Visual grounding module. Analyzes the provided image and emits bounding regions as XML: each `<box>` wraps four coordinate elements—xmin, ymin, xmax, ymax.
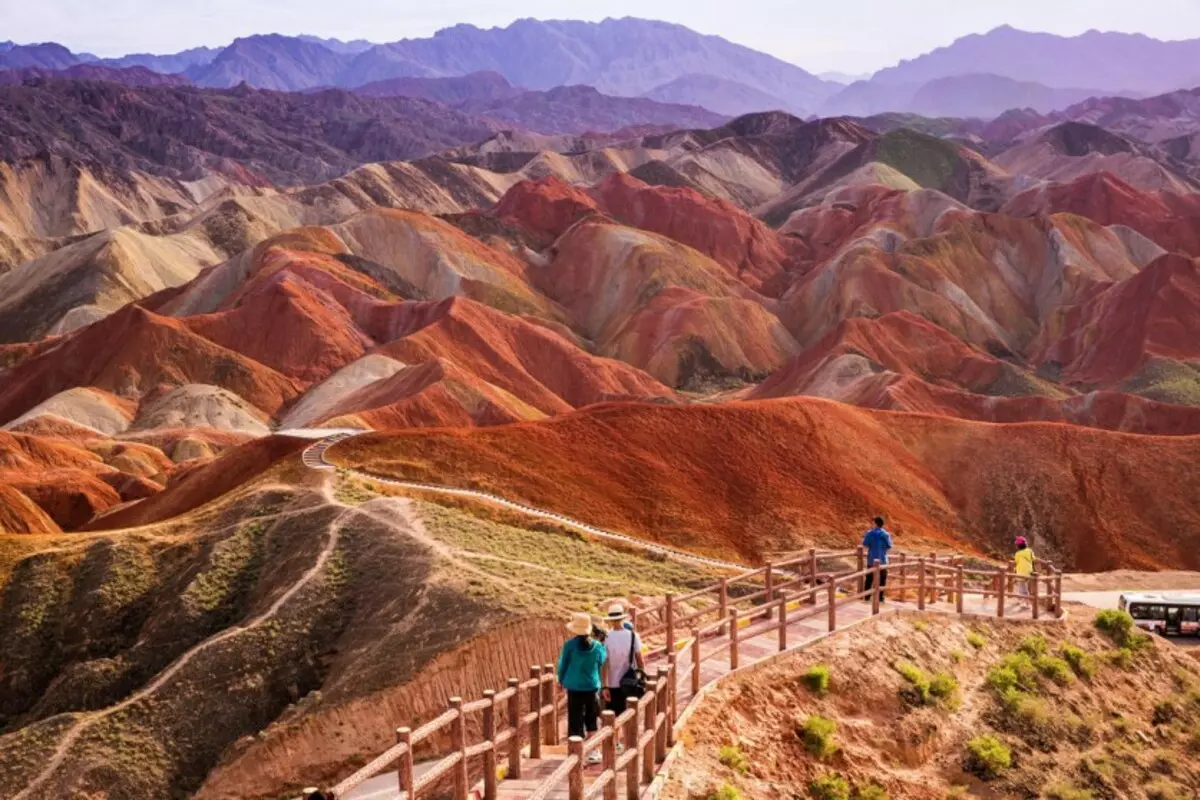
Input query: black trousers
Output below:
<box><xmin>567</xmin><ymin>690</ymin><xmax>600</xmax><ymax>738</ymax></box>
<box><xmin>864</xmin><ymin>567</ymin><xmax>888</xmax><ymax>600</ymax></box>
<box><xmin>605</xmin><ymin>687</ymin><xmax>630</xmax><ymax>715</ymax></box>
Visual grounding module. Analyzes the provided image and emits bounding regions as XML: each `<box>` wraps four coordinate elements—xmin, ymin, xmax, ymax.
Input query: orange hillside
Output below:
<box><xmin>328</xmin><ymin>398</ymin><xmax>1200</xmax><ymax>572</ymax></box>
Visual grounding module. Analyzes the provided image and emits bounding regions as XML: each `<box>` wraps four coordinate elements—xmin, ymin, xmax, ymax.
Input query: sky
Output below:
<box><xmin>5</xmin><ymin>0</ymin><xmax>1200</xmax><ymax>73</ymax></box>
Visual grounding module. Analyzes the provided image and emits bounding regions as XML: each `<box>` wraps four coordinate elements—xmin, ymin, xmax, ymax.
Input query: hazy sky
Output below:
<box><xmin>5</xmin><ymin>0</ymin><xmax>1200</xmax><ymax>73</ymax></box>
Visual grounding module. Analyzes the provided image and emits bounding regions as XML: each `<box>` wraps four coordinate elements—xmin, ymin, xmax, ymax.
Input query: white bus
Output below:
<box><xmin>1118</xmin><ymin>592</ymin><xmax>1200</xmax><ymax>637</ymax></box>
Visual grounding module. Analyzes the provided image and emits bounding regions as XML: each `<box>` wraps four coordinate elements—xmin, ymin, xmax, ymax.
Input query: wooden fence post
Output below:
<box><xmin>601</xmin><ymin>710</ymin><xmax>617</xmax><ymax>800</ymax></box>
<box><xmin>1054</xmin><ymin>569</ymin><xmax>1063</xmax><ymax>617</ymax></box>
<box><xmin>528</xmin><ymin>666</ymin><xmax>542</xmax><ymax>760</ymax></box>
<box><xmin>506</xmin><ymin>678</ymin><xmax>522</xmax><ymax>779</ymax></box>
<box><xmin>955</xmin><ymin>566</ymin><xmax>964</xmax><ymax>614</ymax></box>
<box><xmin>691</xmin><ymin>627</ymin><xmax>702</xmax><ymax>697</ymax></box>
<box><xmin>397</xmin><ymin>727</ymin><xmax>413</xmax><ymax>798</ymax></box>
<box><xmin>871</xmin><ymin>565</ymin><xmax>881</xmax><ymax>615</ymax></box>
<box><xmin>666</xmin><ymin>654</ymin><xmax>677</xmax><ymax>746</ymax></box>
<box><xmin>897</xmin><ymin>552</ymin><xmax>908</xmax><ymax>603</ymax></box>
<box><xmin>450</xmin><ymin>697</ymin><xmax>468</xmax><ymax>800</ymax></box>
<box><xmin>827</xmin><ymin>580</ymin><xmax>837</xmax><ymax>632</ymax></box>
<box><xmin>1031</xmin><ymin>572</ymin><xmax>1040</xmax><ymax>620</ymax></box>
<box><xmin>997</xmin><ymin>568</ymin><xmax>1008</xmax><ymax>619</ymax></box>
<box><xmin>482</xmin><ymin>691</ymin><xmax>498</xmax><ymax>800</ymax></box>
<box><xmin>856</xmin><ymin>546</ymin><xmax>865</xmax><ymax>593</ymax></box>
<box><xmin>625</xmin><ymin>702</ymin><xmax>641</xmax><ymax>799</ymax></box>
<box><xmin>917</xmin><ymin>559</ymin><xmax>926</xmax><ymax>611</ymax></box>
<box><xmin>779</xmin><ymin>591</ymin><xmax>790</xmax><ymax>651</ymax></box>
<box><xmin>655</xmin><ymin>668</ymin><xmax>669</xmax><ymax>763</ymax></box>
<box><xmin>542</xmin><ymin>664</ymin><xmax>558</xmax><ymax>745</ymax></box>
<box><xmin>763</xmin><ymin>562</ymin><xmax>775</xmax><ymax>620</ymax></box>
<box><xmin>642</xmin><ymin>695</ymin><xmax>655</xmax><ymax>784</ymax></box>
<box><xmin>666</xmin><ymin>593</ymin><xmax>676</xmax><ymax>654</ymax></box>
<box><xmin>718</xmin><ymin>578</ymin><xmax>728</xmax><ymax>635</ymax></box>
<box><xmin>728</xmin><ymin>608</ymin><xmax>740</xmax><ymax>669</ymax></box>
<box><xmin>808</xmin><ymin>548</ymin><xmax>818</xmax><ymax>605</ymax></box>
<box><xmin>929</xmin><ymin>553</ymin><xmax>939</xmax><ymax>603</ymax></box>
<box><xmin>568</xmin><ymin>736</ymin><xmax>584</xmax><ymax>800</ymax></box>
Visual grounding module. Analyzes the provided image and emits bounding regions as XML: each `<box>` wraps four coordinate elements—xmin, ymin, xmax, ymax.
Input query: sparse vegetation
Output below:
<box><xmin>803</xmin><ymin>665</ymin><xmax>831</xmax><ymax>695</ymax></box>
<box><xmin>966</xmin><ymin>630</ymin><xmax>986</xmax><ymax>649</ymax></box>
<box><xmin>1035</xmin><ymin>654</ymin><xmax>1074</xmax><ymax>685</ymax></box>
<box><xmin>718</xmin><ymin>744</ymin><xmax>749</xmax><ymax>774</ymax></box>
<box><xmin>1060</xmin><ymin>643</ymin><xmax>1096</xmax><ymax>678</ymax></box>
<box><xmin>853</xmin><ymin>784</ymin><xmax>888</xmax><ymax>800</ymax></box>
<box><xmin>1093</xmin><ymin>610</ymin><xmax>1150</xmax><ymax>651</ymax></box>
<box><xmin>913</xmin><ymin>620</ymin><xmax>928</xmax><ymax>632</ymax></box>
<box><xmin>808</xmin><ymin>773</ymin><xmax>850</xmax><ymax>800</ymax></box>
<box><xmin>1145</xmin><ymin>779</ymin><xmax>1189</xmax><ymax>800</ymax></box>
<box><xmin>965</xmin><ymin>734</ymin><xmax>1011</xmax><ymax>779</ymax></box>
<box><xmin>707</xmin><ymin>782</ymin><xmax>742</xmax><ymax>800</ymax></box>
<box><xmin>1044</xmin><ymin>782</ymin><xmax>1095</xmax><ymax>800</ymax></box>
<box><xmin>799</xmin><ymin>715</ymin><xmax>839</xmax><ymax>759</ymax></box>
<box><xmin>949</xmin><ymin>649</ymin><xmax>965</xmax><ymax>664</ymax></box>
<box><xmin>1152</xmin><ymin>700</ymin><xmax>1178</xmax><ymax>726</ymax></box>
<box><xmin>1018</xmin><ymin>633</ymin><xmax>1048</xmax><ymax>657</ymax></box>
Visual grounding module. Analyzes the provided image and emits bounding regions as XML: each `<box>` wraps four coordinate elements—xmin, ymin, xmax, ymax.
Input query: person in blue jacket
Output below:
<box><xmin>862</xmin><ymin>515</ymin><xmax>893</xmax><ymax>602</ymax></box>
<box><xmin>557</xmin><ymin>612</ymin><xmax>607</xmax><ymax>763</ymax></box>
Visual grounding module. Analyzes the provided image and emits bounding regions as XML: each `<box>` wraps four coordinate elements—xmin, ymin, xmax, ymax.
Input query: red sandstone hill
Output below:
<box><xmin>1003</xmin><ymin>172</ymin><xmax>1200</xmax><ymax>257</ymax></box>
<box><xmin>329</xmin><ymin>398</ymin><xmax>1200</xmax><ymax>572</ymax></box>
<box><xmin>1034</xmin><ymin>253</ymin><xmax>1200</xmax><ymax>387</ymax></box>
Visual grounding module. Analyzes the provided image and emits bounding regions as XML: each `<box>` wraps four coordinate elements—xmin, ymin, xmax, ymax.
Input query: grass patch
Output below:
<box><xmin>718</xmin><ymin>744</ymin><xmax>749</xmax><ymax>775</ymax></box>
<box><xmin>707</xmin><ymin>783</ymin><xmax>742</xmax><ymax>800</ymax></box>
<box><xmin>803</xmin><ymin>665</ymin><xmax>831</xmax><ymax>695</ymax></box>
<box><xmin>799</xmin><ymin>715</ymin><xmax>839</xmax><ymax>759</ymax></box>
<box><xmin>854</xmin><ymin>784</ymin><xmax>888</xmax><ymax>800</ymax></box>
<box><xmin>809</xmin><ymin>773</ymin><xmax>850</xmax><ymax>800</ymax></box>
<box><xmin>1018</xmin><ymin>633</ymin><xmax>1048</xmax><ymax>657</ymax></box>
<box><xmin>966</xmin><ymin>630</ymin><xmax>986</xmax><ymax>649</ymax></box>
<box><xmin>1045</xmin><ymin>782</ymin><xmax>1095</xmax><ymax>800</ymax></box>
<box><xmin>965</xmin><ymin>734</ymin><xmax>1011</xmax><ymax>779</ymax></box>
<box><xmin>181</xmin><ymin>519</ymin><xmax>268</xmax><ymax>619</ymax></box>
<box><xmin>1035</xmin><ymin>654</ymin><xmax>1075</xmax><ymax>686</ymax></box>
<box><xmin>1152</xmin><ymin>700</ymin><xmax>1178</xmax><ymax>726</ymax></box>
<box><xmin>1145</xmin><ymin>779</ymin><xmax>1190</xmax><ymax>800</ymax></box>
<box><xmin>1094</xmin><ymin>610</ymin><xmax>1151</xmax><ymax>651</ymax></box>
<box><xmin>1060</xmin><ymin>643</ymin><xmax>1096</xmax><ymax>678</ymax></box>
<box><xmin>950</xmin><ymin>649</ymin><xmax>965</xmax><ymax>664</ymax></box>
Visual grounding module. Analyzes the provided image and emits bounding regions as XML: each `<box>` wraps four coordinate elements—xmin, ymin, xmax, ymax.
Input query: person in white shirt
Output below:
<box><xmin>599</xmin><ymin>602</ymin><xmax>646</xmax><ymax>714</ymax></box>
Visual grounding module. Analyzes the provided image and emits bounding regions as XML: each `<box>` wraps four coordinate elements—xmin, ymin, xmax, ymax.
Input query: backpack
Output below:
<box><xmin>618</xmin><ymin>632</ymin><xmax>646</xmax><ymax>698</ymax></box>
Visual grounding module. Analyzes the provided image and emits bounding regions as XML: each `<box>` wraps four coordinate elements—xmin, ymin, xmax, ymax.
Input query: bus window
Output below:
<box><xmin>1151</xmin><ymin>605</ymin><xmax>1166</xmax><ymax>619</ymax></box>
<box><xmin>1129</xmin><ymin>604</ymin><xmax>1147</xmax><ymax>619</ymax></box>
<box><xmin>1184</xmin><ymin>608</ymin><xmax>1198</xmax><ymax>623</ymax></box>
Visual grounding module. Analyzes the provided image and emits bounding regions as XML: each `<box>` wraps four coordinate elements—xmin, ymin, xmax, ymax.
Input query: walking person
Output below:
<box><xmin>862</xmin><ymin>516</ymin><xmax>893</xmax><ymax>602</ymax></box>
<box><xmin>1013</xmin><ymin>537</ymin><xmax>1037</xmax><ymax>610</ymax></box>
<box><xmin>557</xmin><ymin>612</ymin><xmax>607</xmax><ymax>764</ymax></box>
<box><xmin>600</xmin><ymin>603</ymin><xmax>646</xmax><ymax>716</ymax></box>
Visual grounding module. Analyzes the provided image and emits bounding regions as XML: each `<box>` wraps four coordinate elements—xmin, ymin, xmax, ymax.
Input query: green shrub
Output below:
<box><xmin>987</xmin><ymin>653</ymin><xmax>1039</xmax><ymax>695</ymax></box>
<box><xmin>894</xmin><ymin>661</ymin><xmax>931</xmax><ymax>705</ymax></box>
<box><xmin>965</xmin><ymin>734</ymin><xmax>1011</xmax><ymax>779</ymax></box>
<box><xmin>950</xmin><ymin>649</ymin><xmax>965</xmax><ymax>664</ymax></box>
<box><xmin>809</xmin><ymin>773</ymin><xmax>850</xmax><ymax>800</ymax></box>
<box><xmin>1152</xmin><ymin>700</ymin><xmax>1178</xmax><ymax>726</ymax></box>
<box><xmin>1145</xmin><ymin>779</ymin><xmax>1188</xmax><ymax>800</ymax></box>
<box><xmin>1060</xmin><ymin>644</ymin><xmax>1095</xmax><ymax>678</ymax></box>
<box><xmin>718</xmin><ymin>744</ymin><xmax>749</xmax><ymax>774</ymax></box>
<box><xmin>800</xmin><ymin>715</ymin><xmax>839</xmax><ymax>759</ymax></box>
<box><xmin>804</xmin><ymin>665</ymin><xmax>832</xmax><ymax>695</ymax></box>
<box><xmin>853</xmin><ymin>784</ymin><xmax>888</xmax><ymax>800</ymax></box>
<box><xmin>1018</xmin><ymin>634</ymin><xmax>1048</xmax><ymax>657</ymax></box>
<box><xmin>929</xmin><ymin>672</ymin><xmax>960</xmax><ymax>705</ymax></box>
<box><xmin>1035</xmin><ymin>654</ymin><xmax>1075</xmax><ymax>685</ymax></box>
<box><xmin>913</xmin><ymin>620</ymin><xmax>928</xmax><ymax>632</ymax></box>
<box><xmin>1045</xmin><ymin>782</ymin><xmax>1094</xmax><ymax>800</ymax></box>
<box><xmin>966</xmin><ymin>630</ymin><xmax>986</xmax><ymax>649</ymax></box>
<box><xmin>1093</xmin><ymin>610</ymin><xmax>1151</xmax><ymax>651</ymax></box>
<box><xmin>1102</xmin><ymin>648</ymin><xmax>1134</xmax><ymax>669</ymax></box>
<box><xmin>708</xmin><ymin>783</ymin><xmax>742</xmax><ymax>800</ymax></box>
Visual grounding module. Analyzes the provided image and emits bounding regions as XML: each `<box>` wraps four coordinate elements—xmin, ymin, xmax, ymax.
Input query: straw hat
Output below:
<box><xmin>566</xmin><ymin>612</ymin><xmax>593</xmax><ymax>636</ymax></box>
<box><xmin>604</xmin><ymin>602</ymin><xmax>629</xmax><ymax>621</ymax></box>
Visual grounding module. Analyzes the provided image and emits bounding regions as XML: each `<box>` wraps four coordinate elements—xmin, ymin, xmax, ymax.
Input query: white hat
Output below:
<box><xmin>566</xmin><ymin>612</ymin><xmax>593</xmax><ymax>636</ymax></box>
<box><xmin>604</xmin><ymin>603</ymin><xmax>628</xmax><ymax>621</ymax></box>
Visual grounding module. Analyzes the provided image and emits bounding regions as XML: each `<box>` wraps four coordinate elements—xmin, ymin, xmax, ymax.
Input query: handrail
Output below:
<box><xmin>314</xmin><ymin>549</ymin><xmax>1064</xmax><ymax>800</ymax></box>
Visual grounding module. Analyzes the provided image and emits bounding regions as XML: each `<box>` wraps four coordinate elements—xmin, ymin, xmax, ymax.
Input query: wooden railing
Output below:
<box><xmin>302</xmin><ymin>549</ymin><xmax>1062</xmax><ymax>800</ymax></box>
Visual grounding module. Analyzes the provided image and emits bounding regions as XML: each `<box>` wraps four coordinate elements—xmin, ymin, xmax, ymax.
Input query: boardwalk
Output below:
<box><xmin>340</xmin><ymin>590</ymin><xmax>1042</xmax><ymax>800</ymax></box>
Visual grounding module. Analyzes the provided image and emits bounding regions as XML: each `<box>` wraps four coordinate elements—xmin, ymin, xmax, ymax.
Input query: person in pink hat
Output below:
<box><xmin>1013</xmin><ymin>536</ymin><xmax>1037</xmax><ymax>609</ymax></box>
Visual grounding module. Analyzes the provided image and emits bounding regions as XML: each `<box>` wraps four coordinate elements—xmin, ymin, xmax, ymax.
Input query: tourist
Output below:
<box><xmin>1013</xmin><ymin>537</ymin><xmax>1036</xmax><ymax>609</ymax></box>
<box><xmin>557</xmin><ymin>612</ymin><xmax>607</xmax><ymax>764</ymax></box>
<box><xmin>600</xmin><ymin>602</ymin><xmax>646</xmax><ymax>716</ymax></box>
<box><xmin>862</xmin><ymin>516</ymin><xmax>893</xmax><ymax>602</ymax></box>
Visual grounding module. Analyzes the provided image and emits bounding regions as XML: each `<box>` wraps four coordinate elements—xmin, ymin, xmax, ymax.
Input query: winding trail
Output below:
<box><xmin>13</xmin><ymin>484</ymin><xmax>353</xmax><ymax>800</ymax></box>
<box><xmin>302</xmin><ymin>431</ymin><xmax>753</xmax><ymax>574</ymax></box>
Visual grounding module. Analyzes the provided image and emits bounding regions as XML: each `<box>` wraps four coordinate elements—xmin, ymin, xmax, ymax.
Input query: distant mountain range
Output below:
<box><xmin>8</xmin><ymin>21</ymin><xmax>1200</xmax><ymax>122</ymax></box>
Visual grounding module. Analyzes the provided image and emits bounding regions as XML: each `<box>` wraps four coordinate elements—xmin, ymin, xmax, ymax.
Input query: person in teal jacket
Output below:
<box><xmin>557</xmin><ymin>612</ymin><xmax>607</xmax><ymax>763</ymax></box>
